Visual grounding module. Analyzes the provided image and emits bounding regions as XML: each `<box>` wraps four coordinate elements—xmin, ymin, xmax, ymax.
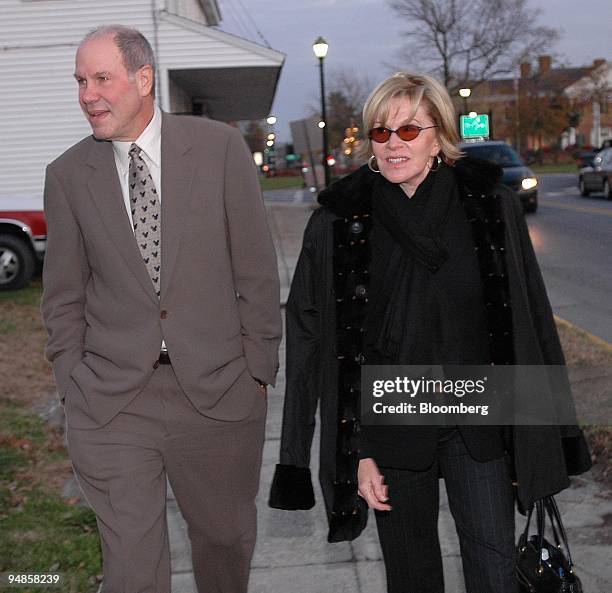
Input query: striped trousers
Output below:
<box><xmin>374</xmin><ymin>429</ymin><xmax>518</xmax><ymax>593</ymax></box>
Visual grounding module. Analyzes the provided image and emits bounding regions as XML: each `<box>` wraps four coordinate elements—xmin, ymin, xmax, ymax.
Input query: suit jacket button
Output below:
<box><xmin>153</xmin><ymin>360</ymin><xmax>160</xmax><ymax>369</ymax></box>
<box><xmin>160</xmin><ymin>310</ymin><xmax>168</xmax><ymax>319</ymax></box>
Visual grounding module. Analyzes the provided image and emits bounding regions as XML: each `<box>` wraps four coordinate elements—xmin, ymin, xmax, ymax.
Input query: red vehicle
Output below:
<box><xmin>0</xmin><ymin>198</ymin><xmax>47</xmax><ymax>290</ymax></box>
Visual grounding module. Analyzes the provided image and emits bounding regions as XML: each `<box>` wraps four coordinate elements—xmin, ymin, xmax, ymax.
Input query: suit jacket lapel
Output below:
<box><xmin>160</xmin><ymin>114</ymin><xmax>196</xmax><ymax>297</ymax></box>
<box><xmin>86</xmin><ymin>139</ymin><xmax>159</xmax><ymax>304</ymax></box>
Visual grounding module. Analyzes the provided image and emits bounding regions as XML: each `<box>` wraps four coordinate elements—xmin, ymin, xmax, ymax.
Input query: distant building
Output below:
<box><xmin>461</xmin><ymin>56</ymin><xmax>611</xmax><ymax>153</ymax></box>
<box><xmin>0</xmin><ymin>0</ymin><xmax>284</xmax><ymax>201</ymax></box>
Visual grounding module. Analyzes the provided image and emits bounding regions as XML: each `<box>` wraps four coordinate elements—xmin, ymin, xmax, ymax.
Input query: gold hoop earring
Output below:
<box><xmin>368</xmin><ymin>155</ymin><xmax>380</xmax><ymax>173</ymax></box>
<box><xmin>429</xmin><ymin>155</ymin><xmax>442</xmax><ymax>171</ymax></box>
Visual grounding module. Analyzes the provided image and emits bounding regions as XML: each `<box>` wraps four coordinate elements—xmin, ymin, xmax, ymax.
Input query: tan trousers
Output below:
<box><xmin>66</xmin><ymin>365</ymin><xmax>266</xmax><ymax>593</ymax></box>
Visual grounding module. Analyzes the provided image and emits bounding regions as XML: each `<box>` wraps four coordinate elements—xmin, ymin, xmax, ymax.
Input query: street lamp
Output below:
<box><xmin>313</xmin><ymin>36</ymin><xmax>331</xmax><ymax>188</ymax></box>
<box><xmin>459</xmin><ymin>87</ymin><xmax>471</xmax><ymax>115</ymax></box>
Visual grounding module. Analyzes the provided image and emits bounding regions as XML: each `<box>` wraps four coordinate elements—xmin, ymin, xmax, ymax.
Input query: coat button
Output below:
<box><xmin>350</xmin><ymin>221</ymin><xmax>363</xmax><ymax>234</ymax></box>
<box><xmin>160</xmin><ymin>310</ymin><xmax>168</xmax><ymax>319</ymax></box>
<box><xmin>355</xmin><ymin>284</ymin><xmax>367</xmax><ymax>299</ymax></box>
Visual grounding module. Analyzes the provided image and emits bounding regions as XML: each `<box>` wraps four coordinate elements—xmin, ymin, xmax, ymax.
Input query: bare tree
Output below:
<box><xmin>307</xmin><ymin>67</ymin><xmax>375</xmax><ymax>152</ymax></box>
<box><xmin>518</xmin><ymin>87</ymin><xmax>571</xmax><ymax>152</ymax></box>
<box><xmin>387</xmin><ymin>0</ymin><xmax>560</xmax><ymax>93</ymax></box>
<box><xmin>241</xmin><ymin>120</ymin><xmax>266</xmax><ymax>154</ymax></box>
<box><xmin>307</xmin><ymin>68</ymin><xmax>374</xmax><ymax>119</ymax></box>
<box><xmin>329</xmin><ymin>68</ymin><xmax>375</xmax><ymax>118</ymax></box>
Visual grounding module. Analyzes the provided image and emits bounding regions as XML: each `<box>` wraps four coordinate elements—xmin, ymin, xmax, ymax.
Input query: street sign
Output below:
<box><xmin>290</xmin><ymin>117</ymin><xmax>323</xmax><ymax>153</ymax></box>
<box><xmin>460</xmin><ymin>114</ymin><xmax>490</xmax><ymax>140</ymax></box>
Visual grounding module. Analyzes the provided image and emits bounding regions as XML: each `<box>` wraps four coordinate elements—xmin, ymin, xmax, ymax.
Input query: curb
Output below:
<box><xmin>554</xmin><ymin>314</ymin><xmax>612</xmax><ymax>355</ymax></box>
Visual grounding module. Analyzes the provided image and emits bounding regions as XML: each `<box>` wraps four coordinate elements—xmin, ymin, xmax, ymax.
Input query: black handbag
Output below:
<box><xmin>516</xmin><ymin>496</ymin><xmax>582</xmax><ymax>593</ymax></box>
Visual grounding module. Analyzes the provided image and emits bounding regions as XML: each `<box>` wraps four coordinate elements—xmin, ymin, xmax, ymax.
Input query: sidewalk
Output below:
<box><xmin>169</xmin><ymin>190</ymin><xmax>612</xmax><ymax>593</ymax></box>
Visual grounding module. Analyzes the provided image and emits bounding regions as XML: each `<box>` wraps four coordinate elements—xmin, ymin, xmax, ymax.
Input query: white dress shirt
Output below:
<box><xmin>112</xmin><ymin>104</ymin><xmax>162</xmax><ymax>225</ymax></box>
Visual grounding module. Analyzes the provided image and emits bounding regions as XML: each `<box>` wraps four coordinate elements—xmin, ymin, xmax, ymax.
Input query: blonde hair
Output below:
<box><xmin>361</xmin><ymin>72</ymin><xmax>462</xmax><ymax>163</ymax></box>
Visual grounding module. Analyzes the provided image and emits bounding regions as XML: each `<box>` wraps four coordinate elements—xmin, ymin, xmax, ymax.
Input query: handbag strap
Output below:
<box><xmin>522</xmin><ymin>502</ymin><xmax>535</xmax><ymax>541</ymax></box>
<box><xmin>536</xmin><ymin>499</ymin><xmax>545</xmax><ymax>571</ymax></box>
<box><xmin>545</xmin><ymin>496</ymin><xmax>576</xmax><ymax>570</ymax></box>
<box><xmin>545</xmin><ymin>499</ymin><xmax>562</xmax><ymax>547</ymax></box>
<box><xmin>521</xmin><ymin>499</ymin><xmax>544</xmax><ymax>571</ymax></box>
<box><xmin>523</xmin><ymin>496</ymin><xmax>576</xmax><ymax>574</ymax></box>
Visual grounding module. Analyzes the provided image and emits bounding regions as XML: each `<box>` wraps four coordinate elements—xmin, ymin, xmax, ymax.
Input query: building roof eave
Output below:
<box><xmin>158</xmin><ymin>11</ymin><xmax>285</xmax><ymax>121</ymax></box>
<box><xmin>160</xmin><ymin>10</ymin><xmax>285</xmax><ymax>65</ymax></box>
<box><xmin>195</xmin><ymin>0</ymin><xmax>221</xmax><ymax>26</ymax></box>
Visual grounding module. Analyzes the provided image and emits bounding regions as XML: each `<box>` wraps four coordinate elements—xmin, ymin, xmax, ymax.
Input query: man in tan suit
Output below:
<box><xmin>41</xmin><ymin>25</ymin><xmax>281</xmax><ymax>593</ymax></box>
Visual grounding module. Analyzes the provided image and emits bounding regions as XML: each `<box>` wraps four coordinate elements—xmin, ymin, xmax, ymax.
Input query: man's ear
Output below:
<box><xmin>137</xmin><ymin>65</ymin><xmax>154</xmax><ymax>97</ymax></box>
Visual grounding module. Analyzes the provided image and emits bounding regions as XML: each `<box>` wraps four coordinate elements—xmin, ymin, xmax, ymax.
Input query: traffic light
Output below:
<box><xmin>264</xmin><ymin>146</ymin><xmax>276</xmax><ymax>177</ymax></box>
<box><xmin>284</xmin><ymin>143</ymin><xmax>299</xmax><ymax>163</ymax></box>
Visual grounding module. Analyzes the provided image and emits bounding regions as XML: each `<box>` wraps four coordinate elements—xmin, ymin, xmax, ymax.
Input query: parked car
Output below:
<box><xmin>0</xmin><ymin>198</ymin><xmax>47</xmax><ymax>290</ymax></box>
<box><xmin>459</xmin><ymin>141</ymin><xmax>538</xmax><ymax>213</ymax></box>
<box><xmin>576</xmin><ymin>149</ymin><xmax>598</xmax><ymax>169</ymax></box>
<box><xmin>578</xmin><ymin>148</ymin><xmax>612</xmax><ymax>199</ymax></box>
<box><xmin>575</xmin><ymin>142</ymin><xmax>612</xmax><ymax>169</ymax></box>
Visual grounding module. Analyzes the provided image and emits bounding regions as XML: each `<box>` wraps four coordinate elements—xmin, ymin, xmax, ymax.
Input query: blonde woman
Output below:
<box><xmin>270</xmin><ymin>72</ymin><xmax>590</xmax><ymax>593</ymax></box>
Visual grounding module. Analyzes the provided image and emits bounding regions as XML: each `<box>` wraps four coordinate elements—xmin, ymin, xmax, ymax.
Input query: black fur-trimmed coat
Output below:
<box><xmin>269</xmin><ymin>159</ymin><xmax>591</xmax><ymax>543</ymax></box>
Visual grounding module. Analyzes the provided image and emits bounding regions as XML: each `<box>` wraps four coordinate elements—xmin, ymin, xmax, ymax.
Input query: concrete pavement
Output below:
<box><xmin>168</xmin><ymin>189</ymin><xmax>612</xmax><ymax>593</ymax></box>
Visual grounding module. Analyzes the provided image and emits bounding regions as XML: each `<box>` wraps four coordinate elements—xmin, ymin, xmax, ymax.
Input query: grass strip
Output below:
<box><xmin>556</xmin><ymin>317</ymin><xmax>612</xmax><ymax>488</ymax></box>
<box><xmin>260</xmin><ymin>176</ymin><xmax>304</xmax><ymax>191</ymax></box>
<box><xmin>531</xmin><ymin>164</ymin><xmax>581</xmax><ymax>174</ymax></box>
<box><xmin>0</xmin><ymin>400</ymin><xmax>102</xmax><ymax>593</ymax></box>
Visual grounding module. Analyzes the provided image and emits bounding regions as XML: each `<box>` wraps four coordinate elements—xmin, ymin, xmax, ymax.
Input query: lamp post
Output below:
<box><xmin>313</xmin><ymin>36</ymin><xmax>330</xmax><ymax>188</ymax></box>
<box><xmin>459</xmin><ymin>87</ymin><xmax>471</xmax><ymax>116</ymax></box>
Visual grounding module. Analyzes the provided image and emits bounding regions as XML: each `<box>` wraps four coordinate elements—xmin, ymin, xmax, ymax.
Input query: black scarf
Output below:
<box><xmin>364</xmin><ymin>163</ymin><xmax>468</xmax><ymax>364</ymax></box>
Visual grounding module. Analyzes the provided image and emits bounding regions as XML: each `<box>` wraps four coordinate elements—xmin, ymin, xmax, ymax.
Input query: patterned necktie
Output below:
<box><xmin>129</xmin><ymin>144</ymin><xmax>161</xmax><ymax>297</ymax></box>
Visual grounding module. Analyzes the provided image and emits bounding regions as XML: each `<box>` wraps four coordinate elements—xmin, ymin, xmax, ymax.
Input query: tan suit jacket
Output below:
<box><xmin>42</xmin><ymin>113</ymin><xmax>281</xmax><ymax>429</ymax></box>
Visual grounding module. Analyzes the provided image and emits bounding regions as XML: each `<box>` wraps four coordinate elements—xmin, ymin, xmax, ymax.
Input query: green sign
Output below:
<box><xmin>460</xmin><ymin>114</ymin><xmax>490</xmax><ymax>139</ymax></box>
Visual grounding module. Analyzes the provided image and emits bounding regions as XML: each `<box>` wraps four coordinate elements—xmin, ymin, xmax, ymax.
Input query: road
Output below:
<box><xmin>528</xmin><ymin>173</ymin><xmax>612</xmax><ymax>344</ymax></box>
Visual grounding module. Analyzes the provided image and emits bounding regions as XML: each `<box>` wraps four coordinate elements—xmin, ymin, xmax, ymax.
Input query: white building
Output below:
<box><xmin>564</xmin><ymin>62</ymin><xmax>612</xmax><ymax>149</ymax></box>
<box><xmin>0</xmin><ymin>0</ymin><xmax>285</xmax><ymax>201</ymax></box>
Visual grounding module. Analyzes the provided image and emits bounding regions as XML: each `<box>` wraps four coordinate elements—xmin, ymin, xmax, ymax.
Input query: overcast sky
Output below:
<box><xmin>216</xmin><ymin>0</ymin><xmax>612</xmax><ymax>142</ymax></box>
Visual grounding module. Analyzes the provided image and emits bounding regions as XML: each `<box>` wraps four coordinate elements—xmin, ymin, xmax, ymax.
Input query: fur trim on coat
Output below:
<box><xmin>269</xmin><ymin>158</ymin><xmax>591</xmax><ymax>542</ymax></box>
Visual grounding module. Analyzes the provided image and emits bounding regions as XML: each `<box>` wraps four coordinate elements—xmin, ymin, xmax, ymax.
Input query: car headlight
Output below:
<box><xmin>521</xmin><ymin>177</ymin><xmax>538</xmax><ymax>191</ymax></box>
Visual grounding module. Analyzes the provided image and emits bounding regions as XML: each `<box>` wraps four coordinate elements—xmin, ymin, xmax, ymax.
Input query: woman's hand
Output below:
<box><xmin>358</xmin><ymin>458</ymin><xmax>392</xmax><ymax>511</ymax></box>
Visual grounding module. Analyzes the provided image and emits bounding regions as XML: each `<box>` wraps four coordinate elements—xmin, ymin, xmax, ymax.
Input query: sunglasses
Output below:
<box><xmin>368</xmin><ymin>124</ymin><xmax>438</xmax><ymax>143</ymax></box>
